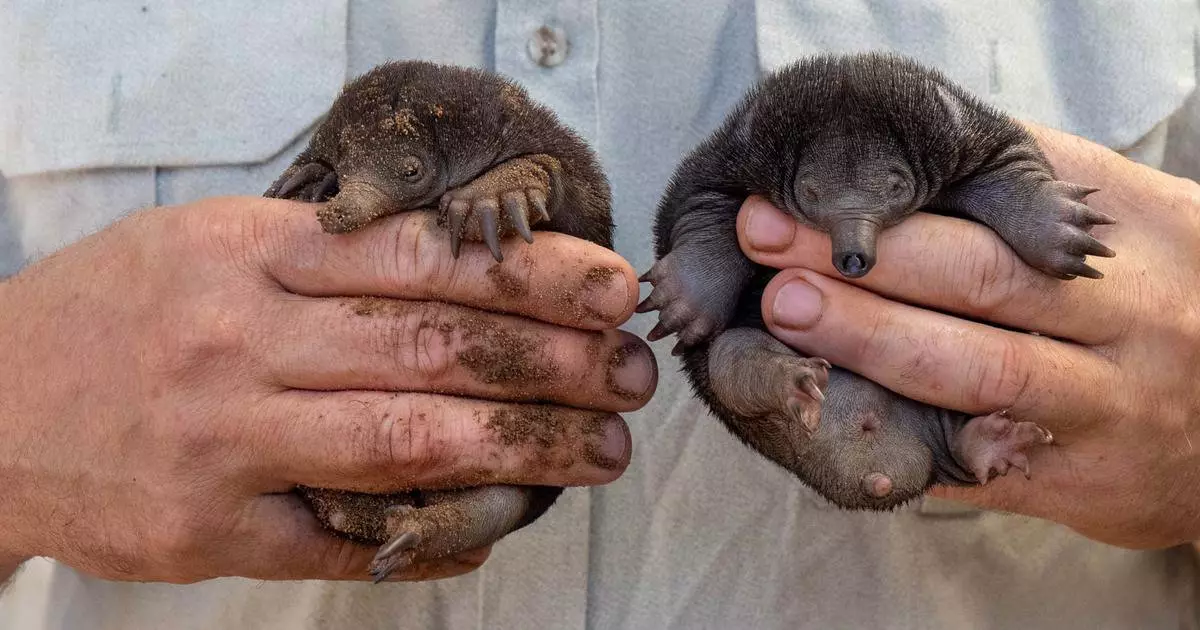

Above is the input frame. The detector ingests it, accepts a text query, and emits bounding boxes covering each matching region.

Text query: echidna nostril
[840,253,865,276]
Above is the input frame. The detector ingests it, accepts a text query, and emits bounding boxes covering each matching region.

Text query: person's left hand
[734,123,1200,549]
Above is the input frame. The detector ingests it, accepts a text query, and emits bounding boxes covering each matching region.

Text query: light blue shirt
[3,1,1200,628]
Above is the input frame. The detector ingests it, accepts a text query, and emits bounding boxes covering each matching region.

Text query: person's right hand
[734,124,1200,549]
[0,195,653,583]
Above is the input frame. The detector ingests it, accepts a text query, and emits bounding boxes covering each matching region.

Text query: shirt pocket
[0,0,348,177]
[753,0,1197,151]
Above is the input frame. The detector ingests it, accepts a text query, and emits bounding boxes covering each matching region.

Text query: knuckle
[385,215,454,295]
[342,400,400,473]
[964,334,1031,410]
[181,197,276,271]
[411,315,458,383]
[856,307,898,368]
[1174,300,1200,349]
[894,343,937,389]
[956,233,1018,314]
[143,302,247,379]
[245,199,318,274]
[363,401,460,475]
[535,335,579,391]
[409,304,459,381]
[180,304,247,366]
[363,303,458,383]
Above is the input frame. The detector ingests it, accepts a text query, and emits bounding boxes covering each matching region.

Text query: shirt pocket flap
[753,0,1197,149]
[0,1,348,177]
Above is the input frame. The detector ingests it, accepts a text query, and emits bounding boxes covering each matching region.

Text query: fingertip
[595,414,633,481]
[760,269,911,379]
[737,195,797,256]
[605,331,659,410]
[560,412,632,486]
[759,267,802,320]
[595,254,642,328]
[738,198,839,272]
[513,232,641,330]
[516,410,631,487]
[761,269,826,333]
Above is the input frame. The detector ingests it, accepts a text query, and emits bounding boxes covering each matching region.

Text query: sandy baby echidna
[265,60,613,580]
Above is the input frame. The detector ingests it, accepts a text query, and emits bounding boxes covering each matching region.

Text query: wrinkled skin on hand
[266,60,625,580]
[637,54,1112,510]
[0,196,653,583]
[739,123,1200,548]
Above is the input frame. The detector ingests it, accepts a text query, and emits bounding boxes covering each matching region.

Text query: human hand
[735,123,1200,548]
[0,195,652,582]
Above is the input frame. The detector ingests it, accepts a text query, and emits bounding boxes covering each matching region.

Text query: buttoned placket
[495,0,601,143]
[485,5,601,629]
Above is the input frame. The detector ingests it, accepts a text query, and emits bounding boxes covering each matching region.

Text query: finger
[759,268,1120,434]
[223,493,491,581]
[258,205,636,330]
[925,446,1188,549]
[251,391,631,493]
[923,440,1116,545]
[737,196,1131,345]
[263,297,656,413]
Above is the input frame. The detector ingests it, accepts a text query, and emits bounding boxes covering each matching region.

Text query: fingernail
[746,202,796,252]
[773,279,823,330]
[601,418,631,463]
[583,416,631,470]
[607,340,657,400]
[583,266,630,324]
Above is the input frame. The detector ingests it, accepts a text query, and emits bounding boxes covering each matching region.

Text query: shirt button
[527,25,568,67]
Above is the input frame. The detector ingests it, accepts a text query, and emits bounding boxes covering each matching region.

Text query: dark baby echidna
[264,60,613,580]
[638,52,1115,510]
